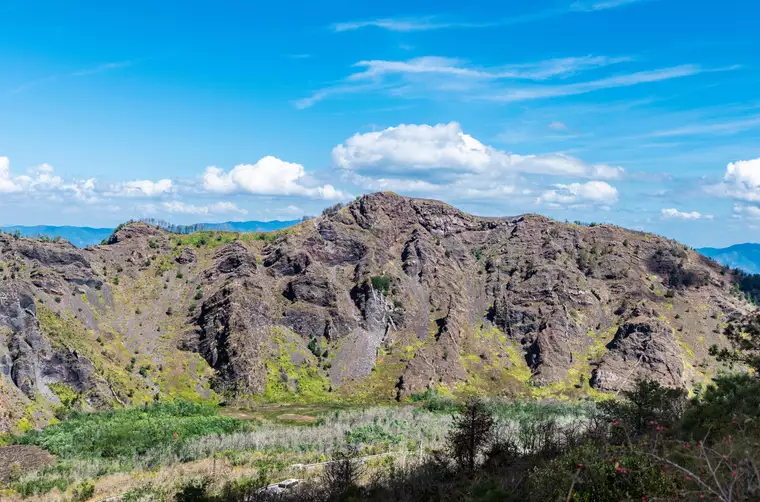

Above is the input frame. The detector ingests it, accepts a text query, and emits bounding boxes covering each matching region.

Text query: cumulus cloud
[202,156,347,200]
[332,122,624,180]
[0,158,97,202]
[108,179,174,197]
[0,157,22,193]
[536,181,619,206]
[660,208,712,220]
[704,157,760,203]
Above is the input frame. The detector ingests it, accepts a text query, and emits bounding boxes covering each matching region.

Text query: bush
[345,424,403,447]
[321,203,344,217]
[598,379,687,438]
[71,479,95,502]
[370,275,391,294]
[16,400,246,460]
[322,445,363,497]
[680,373,760,441]
[528,442,681,502]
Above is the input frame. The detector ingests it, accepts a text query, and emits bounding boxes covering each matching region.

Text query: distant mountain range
[698,243,760,274]
[0,220,301,247]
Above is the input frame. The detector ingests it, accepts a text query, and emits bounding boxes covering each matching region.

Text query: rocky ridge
[0,192,752,430]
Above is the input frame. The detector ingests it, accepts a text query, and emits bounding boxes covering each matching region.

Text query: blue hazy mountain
[200,220,301,232]
[1,220,301,247]
[698,243,760,274]
[0,225,114,248]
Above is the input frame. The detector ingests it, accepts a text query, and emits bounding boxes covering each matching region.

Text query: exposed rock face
[591,318,684,391]
[0,193,754,430]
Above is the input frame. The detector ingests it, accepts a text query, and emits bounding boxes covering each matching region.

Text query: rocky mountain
[699,243,760,274]
[0,192,753,431]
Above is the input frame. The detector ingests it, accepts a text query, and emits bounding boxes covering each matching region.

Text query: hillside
[0,192,753,431]
[699,243,760,274]
[0,220,300,248]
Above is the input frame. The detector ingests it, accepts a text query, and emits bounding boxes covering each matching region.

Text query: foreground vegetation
[2,372,760,501]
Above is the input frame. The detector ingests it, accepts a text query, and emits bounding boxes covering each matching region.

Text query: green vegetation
[262,328,333,403]
[734,270,760,304]
[370,275,391,294]
[15,400,246,460]
[8,376,760,501]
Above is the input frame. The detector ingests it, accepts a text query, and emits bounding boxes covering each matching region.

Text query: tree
[598,379,687,437]
[322,445,363,497]
[446,398,494,473]
[711,314,760,372]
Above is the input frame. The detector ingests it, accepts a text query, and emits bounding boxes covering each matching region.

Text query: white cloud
[706,157,760,202]
[297,55,631,108]
[660,208,712,220]
[0,158,96,202]
[536,181,619,206]
[331,2,649,32]
[112,179,174,197]
[332,122,624,180]
[733,203,760,220]
[0,157,22,193]
[159,201,248,216]
[484,65,713,102]
[571,0,651,11]
[346,56,628,82]
[202,156,347,200]
[549,121,568,130]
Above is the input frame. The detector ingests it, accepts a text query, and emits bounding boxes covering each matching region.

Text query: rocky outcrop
[591,318,684,391]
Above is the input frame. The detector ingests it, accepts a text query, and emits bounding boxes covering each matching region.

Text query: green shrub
[71,479,95,502]
[597,379,687,437]
[528,442,681,502]
[370,275,391,294]
[14,475,71,497]
[345,424,403,447]
[680,373,760,441]
[16,401,246,460]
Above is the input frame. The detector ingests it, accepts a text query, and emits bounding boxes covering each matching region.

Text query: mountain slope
[698,243,760,274]
[0,193,753,431]
[0,220,300,247]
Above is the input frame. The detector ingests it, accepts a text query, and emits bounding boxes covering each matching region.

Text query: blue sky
[1,0,759,247]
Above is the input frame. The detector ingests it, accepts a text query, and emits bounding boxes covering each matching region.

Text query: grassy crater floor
[0,398,590,501]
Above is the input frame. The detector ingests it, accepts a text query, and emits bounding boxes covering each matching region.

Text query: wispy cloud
[69,61,133,77]
[571,0,655,12]
[296,55,631,108]
[630,115,760,139]
[10,60,134,94]
[331,17,494,32]
[332,0,654,32]
[484,65,710,102]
